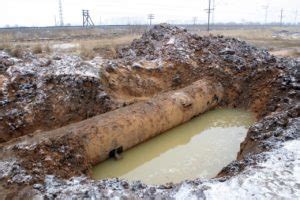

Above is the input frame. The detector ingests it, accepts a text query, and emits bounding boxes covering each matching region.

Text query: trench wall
[1,79,223,166]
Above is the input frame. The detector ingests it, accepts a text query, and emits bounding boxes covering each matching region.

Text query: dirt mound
[118,23,273,64]
[118,24,198,61]
[102,24,281,115]
[0,55,116,142]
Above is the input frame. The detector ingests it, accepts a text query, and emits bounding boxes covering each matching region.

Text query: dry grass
[197,27,300,50]
[0,43,12,51]
[290,49,300,57]
[0,29,139,59]
[32,44,43,54]
[78,34,140,59]
[0,26,144,59]
[204,27,300,58]
[1,26,299,59]
[0,42,53,57]
[0,33,14,43]
[79,45,96,60]
[44,44,52,53]
[10,45,24,58]
[0,43,25,57]
[0,26,145,44]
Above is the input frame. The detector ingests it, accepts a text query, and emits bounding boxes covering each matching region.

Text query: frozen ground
[7,55,101,78]
[202,139,300,199]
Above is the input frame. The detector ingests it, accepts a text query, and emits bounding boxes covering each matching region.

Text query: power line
[58,0,64,26]
[148,14,155,26]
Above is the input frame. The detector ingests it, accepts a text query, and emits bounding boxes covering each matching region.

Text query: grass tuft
[10,45,24,58]
[32,44,43,54]
[79,45,96,60]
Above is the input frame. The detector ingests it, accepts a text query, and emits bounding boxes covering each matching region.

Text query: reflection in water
[92,109,255,184]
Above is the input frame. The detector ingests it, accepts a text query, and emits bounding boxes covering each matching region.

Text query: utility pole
[193,17,197,26]
[295,10,298,25]
[58,0,64,26]
[207,0,211,31]
[205,0,214,32]
[280,9,284,26]
[82,10,95,28]
[148,14,155,26]
[262,5,269,25]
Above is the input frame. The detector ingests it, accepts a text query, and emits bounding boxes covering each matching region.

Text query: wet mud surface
[0,24,299,199]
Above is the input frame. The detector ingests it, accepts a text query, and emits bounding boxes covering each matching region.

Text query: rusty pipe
[2,79,223,166]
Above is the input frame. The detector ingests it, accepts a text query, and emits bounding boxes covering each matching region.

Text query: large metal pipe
[2,79,223,165]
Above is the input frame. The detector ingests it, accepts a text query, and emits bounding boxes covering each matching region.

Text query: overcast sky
[0,0,299,27]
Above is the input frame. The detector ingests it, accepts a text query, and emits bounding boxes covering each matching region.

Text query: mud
[92,109,255,184]
[0,24,299,199]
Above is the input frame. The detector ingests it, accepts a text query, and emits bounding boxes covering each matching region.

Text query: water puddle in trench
[92,109,255,185]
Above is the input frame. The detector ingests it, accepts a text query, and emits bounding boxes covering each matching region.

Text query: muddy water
[92,109,255,185]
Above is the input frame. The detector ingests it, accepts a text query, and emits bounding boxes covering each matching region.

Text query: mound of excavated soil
[0,24,299,199]
[0,54,117,143]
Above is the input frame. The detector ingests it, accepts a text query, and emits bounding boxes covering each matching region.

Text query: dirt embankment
[0,54,118,143]
[0,24,299,199]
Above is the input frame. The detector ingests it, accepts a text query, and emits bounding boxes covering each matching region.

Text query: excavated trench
[92,108,255,184]
[0,24,299,199]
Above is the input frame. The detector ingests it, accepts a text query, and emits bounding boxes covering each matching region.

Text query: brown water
[92,109,255,185]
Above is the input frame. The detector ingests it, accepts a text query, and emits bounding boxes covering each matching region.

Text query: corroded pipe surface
[2,79,223,165]
[84,79,223,164]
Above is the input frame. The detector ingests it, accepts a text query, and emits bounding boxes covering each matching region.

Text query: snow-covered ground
[6,55,102,79]
[176,139,300,199]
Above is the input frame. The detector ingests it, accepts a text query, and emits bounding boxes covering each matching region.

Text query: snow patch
[0,158,17,179]
[203,139,300,199]
[6,55,101,78]
[0,158,32,184]
[52,43,79,50]
[174,183,198,200]
[43,176,102,199]
[42,176,133,199]
[11,139,37,151]
[167,37,176,45]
